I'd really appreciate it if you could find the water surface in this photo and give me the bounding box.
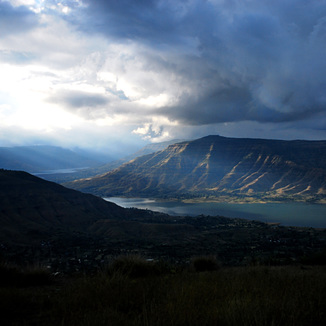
[104,197,326,228]
[34,167,88,175]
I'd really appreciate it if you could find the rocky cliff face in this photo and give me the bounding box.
[67,135,326,199]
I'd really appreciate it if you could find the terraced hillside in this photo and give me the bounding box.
[66,135,326,200]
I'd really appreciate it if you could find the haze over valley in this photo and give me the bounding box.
[1,168,326,269]
[1,134,326,231]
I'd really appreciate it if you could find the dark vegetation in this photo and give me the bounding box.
[1,256,326,326]
[0,169,129,245]
[191,255,221,272]
[0,261,52,287]
[2,211,326,275]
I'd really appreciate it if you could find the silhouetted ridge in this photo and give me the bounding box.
[0,169,128,244]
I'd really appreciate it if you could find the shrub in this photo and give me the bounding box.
[301,249,326,265]
[107,255,161,278]
[0,261,52,287]
[191,255,220,272]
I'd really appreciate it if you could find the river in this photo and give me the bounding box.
[104,197,326,228]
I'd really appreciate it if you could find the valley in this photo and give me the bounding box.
[1,140,326,325]
[0,169,325,275]
[0,145,107,174]
[2,207,326,274]
[1,135,326,273]
[105,197,326,228]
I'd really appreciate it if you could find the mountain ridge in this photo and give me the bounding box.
[65,135,326,201]
[0,145,104,173]
[36,140,185,183]
[0,169,190,247]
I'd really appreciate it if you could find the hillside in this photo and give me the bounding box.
[0,169,129,244]
[0,169,193,247]
[66,135,326,201]
[41,139,184,183]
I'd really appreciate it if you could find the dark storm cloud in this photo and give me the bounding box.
[81,0,187,43]
[0,1,38,36]
[76,1,326,129]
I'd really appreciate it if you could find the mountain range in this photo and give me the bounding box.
[66,135,326,201]
[0,145,106,173]
[40,139,184,183]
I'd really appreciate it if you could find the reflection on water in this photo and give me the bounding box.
[105,197,157,207]
[104,197,326,228]
[34,167,88,175]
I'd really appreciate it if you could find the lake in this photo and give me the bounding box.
[34,167,88,175]
[104,197,326,228]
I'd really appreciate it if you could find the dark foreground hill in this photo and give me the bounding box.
[66,135,326,201]
[0,169,130,244]
[0,169,198,248]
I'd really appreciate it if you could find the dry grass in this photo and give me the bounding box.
[1,259,326,326]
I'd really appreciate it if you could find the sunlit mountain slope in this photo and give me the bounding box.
[66,135,326,200]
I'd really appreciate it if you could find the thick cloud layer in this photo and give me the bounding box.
[76,0,326,132]
[1,0,326,151]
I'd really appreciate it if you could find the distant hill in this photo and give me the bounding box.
[65,135,326,201]
[0,146,104,173]
[41,139,185,183]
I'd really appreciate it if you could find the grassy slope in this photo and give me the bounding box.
[1,261,326,326]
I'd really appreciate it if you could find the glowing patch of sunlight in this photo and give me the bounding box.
[95,116,118,127]
[116,78,141,99]
[97,71,117,83]
[6,0,36,7]
[137,93,170,108]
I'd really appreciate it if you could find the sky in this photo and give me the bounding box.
[1,0,326,156]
